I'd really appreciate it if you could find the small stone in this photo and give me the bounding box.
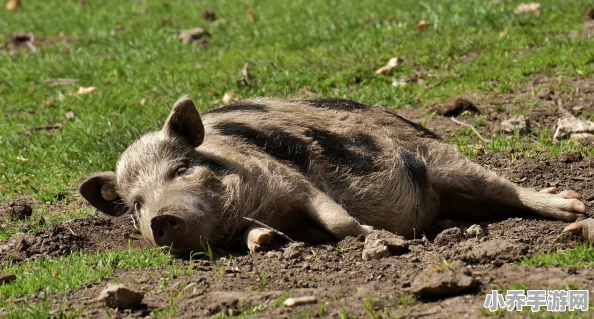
[97,283,144,309]
[283,242,304,260]
[536,88,555,100]
[558,150,582,163]
[265,251,281,259]
[465,225,485,239]
[362,230,409,261]
[431,98,479,116]
[1,199,33,220]
[500,115,530,135]
[434,227,462,246]
[0,274,16,285]
[411,261,476,298]
[553,116,594,142]
[284,296,317,307]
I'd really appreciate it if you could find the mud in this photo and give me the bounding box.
[0,214,150,266]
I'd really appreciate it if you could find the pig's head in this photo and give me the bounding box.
[79,96,226,255]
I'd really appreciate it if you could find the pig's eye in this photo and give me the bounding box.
[173,165,191,177]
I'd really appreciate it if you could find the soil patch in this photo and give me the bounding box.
[0,214,150,266]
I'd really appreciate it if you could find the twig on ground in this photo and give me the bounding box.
[450,117,490,143]
[243,217,294,242]
[555,98,574,118]
[44,78,79,86]
[237,63,250,86]
[66,226,77,236]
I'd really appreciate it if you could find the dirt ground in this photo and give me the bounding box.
[1,77,594,318]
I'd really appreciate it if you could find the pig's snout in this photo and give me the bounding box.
[150,214,188,247]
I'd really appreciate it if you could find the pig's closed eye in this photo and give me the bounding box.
[173,164,192,177]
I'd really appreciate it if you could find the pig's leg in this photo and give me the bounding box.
[428,144,586,221]
[302,190,373,239]
[242,226,275,253]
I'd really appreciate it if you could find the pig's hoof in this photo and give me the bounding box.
[535,188,586,222]
[247,228,275,253]
[563,218,594,241]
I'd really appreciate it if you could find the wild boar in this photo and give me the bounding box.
[79,96,590,255]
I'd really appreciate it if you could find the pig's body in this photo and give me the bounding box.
[198,99,441,242]
[80,97,588,255]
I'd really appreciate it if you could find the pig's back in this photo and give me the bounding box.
[201,98,441,233]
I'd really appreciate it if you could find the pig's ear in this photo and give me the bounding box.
[162,96,205,147]
[79,171,127,216]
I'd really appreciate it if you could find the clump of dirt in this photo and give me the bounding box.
[431,98,479,116]
[202,9,216,21]
[0,32,68,55]
[0,214,149,266]
[0,198,32,221]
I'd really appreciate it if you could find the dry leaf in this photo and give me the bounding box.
[415,20,429,32]
[375,57,400,75]
[5,0,21,10]
[16,156,28,162]
[178,28,210,46]
[222,92,237,104]
[64,111,76,120]
[0,184,7,191]
[514,3,540,15]
[74,86,97,95]
[247,8,255,22]
[299,85,315,96]
[237,63,250,86]
[139,98,146,106]
[499,27,508,38]
[392,78,408,87]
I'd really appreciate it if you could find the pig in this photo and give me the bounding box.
[79,96,591,255]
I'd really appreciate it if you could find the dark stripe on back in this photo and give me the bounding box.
[197,156,227,175]
[206,103,268,114]
[305,128,380,175]
[214,122,310,171]
[305,99,369,111]
[399,152,427,191]
[384,110,441,140]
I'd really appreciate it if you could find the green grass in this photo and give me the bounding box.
[520,242,594,268]
[0,248,171,307]
[1,0,594,316]
[1,0,594,206]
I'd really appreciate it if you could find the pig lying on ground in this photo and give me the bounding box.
[80,97,592,255]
